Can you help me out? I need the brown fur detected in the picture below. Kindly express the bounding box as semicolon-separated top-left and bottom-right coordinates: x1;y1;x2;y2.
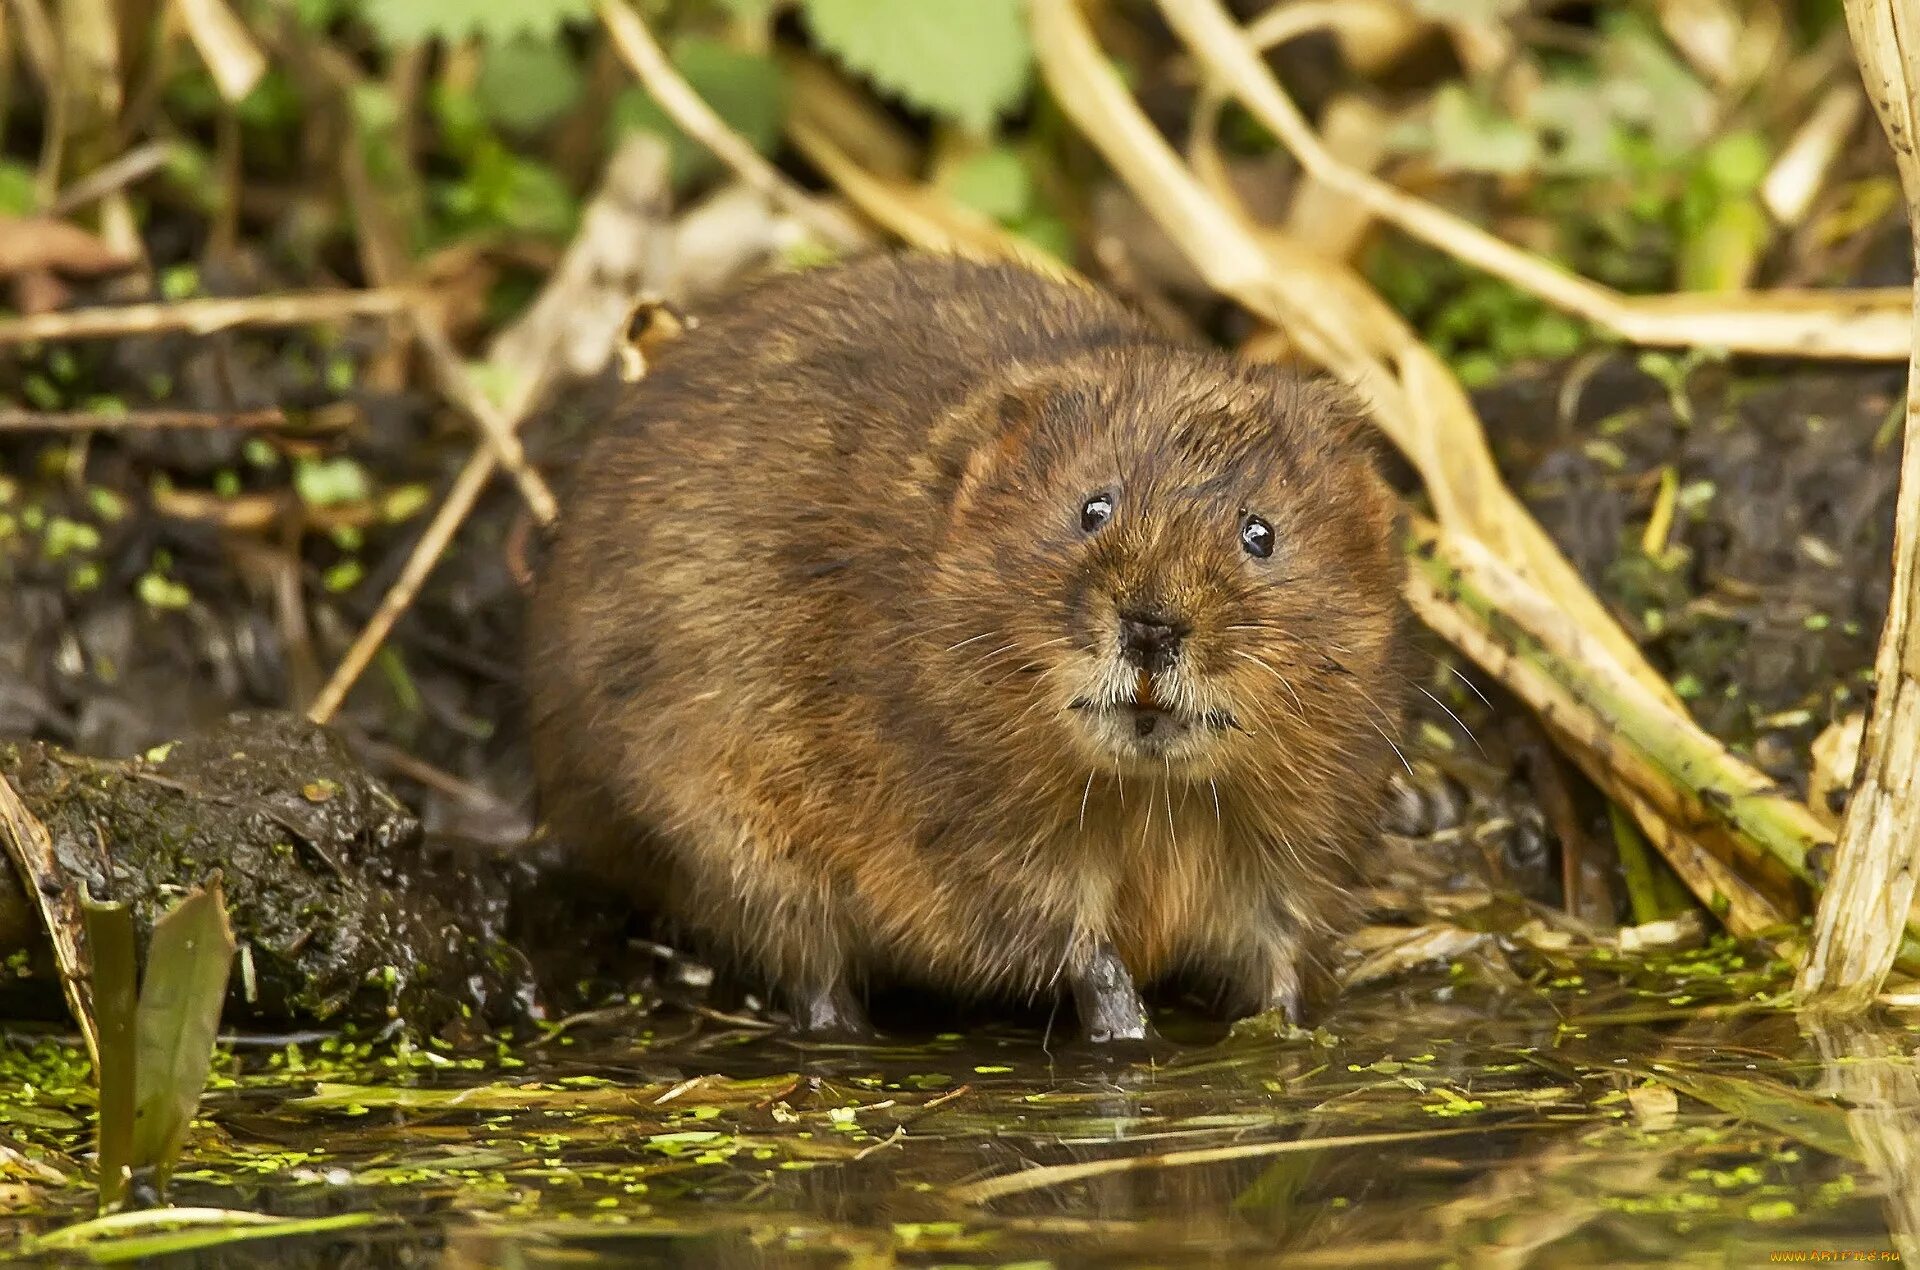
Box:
527;253;1405;1028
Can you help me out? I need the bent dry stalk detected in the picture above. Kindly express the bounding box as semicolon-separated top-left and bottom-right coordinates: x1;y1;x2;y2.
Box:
1799;0;1920;1009
1404;520;1920;974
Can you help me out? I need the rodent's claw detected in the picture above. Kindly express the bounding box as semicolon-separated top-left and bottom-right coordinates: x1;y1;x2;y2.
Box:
1068;940;1154;1044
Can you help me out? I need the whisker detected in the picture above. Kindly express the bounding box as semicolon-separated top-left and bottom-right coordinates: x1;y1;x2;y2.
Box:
1370;720;1416;777
1411;683;1486;756
1163;759;1177;848
1446;662;1495;710
1233;649;1308;718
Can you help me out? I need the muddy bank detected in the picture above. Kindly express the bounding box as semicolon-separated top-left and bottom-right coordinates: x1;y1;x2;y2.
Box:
0;711;634;1037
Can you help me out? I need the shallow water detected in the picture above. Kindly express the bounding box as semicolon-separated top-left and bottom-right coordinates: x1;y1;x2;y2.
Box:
5;938;1918;1268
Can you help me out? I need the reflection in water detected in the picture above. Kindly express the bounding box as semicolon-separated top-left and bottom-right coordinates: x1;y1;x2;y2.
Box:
8;952;1920;1266
1806;1016;1920;1264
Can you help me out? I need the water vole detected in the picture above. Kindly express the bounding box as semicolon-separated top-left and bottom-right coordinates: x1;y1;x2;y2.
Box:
527;253;1405;1040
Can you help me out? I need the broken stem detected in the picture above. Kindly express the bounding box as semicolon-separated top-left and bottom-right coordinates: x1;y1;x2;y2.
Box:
1799;0;1920;1008
0;288;412;345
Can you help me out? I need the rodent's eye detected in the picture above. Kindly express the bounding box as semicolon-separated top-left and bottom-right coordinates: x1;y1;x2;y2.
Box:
1080;492;1115;534
1241;514;1275;559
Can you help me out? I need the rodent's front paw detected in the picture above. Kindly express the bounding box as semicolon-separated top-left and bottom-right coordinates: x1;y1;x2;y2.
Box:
786;980;876;1040
1067;939;1154;1043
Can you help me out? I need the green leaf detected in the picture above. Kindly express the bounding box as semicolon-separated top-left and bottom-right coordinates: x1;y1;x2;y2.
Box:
477;35;585;133
290;0;359;28
940;147;1032;223
129;880;236;1189
1678;196;1769;293
610;39;786;189
449;143;579;237
363;0;593;46
1011;212;1072;262
1702;131;1771;196
81;889;138;1212
804;0;1031;134
294;456;372;508
1595;12;1713;156
0;160;39;216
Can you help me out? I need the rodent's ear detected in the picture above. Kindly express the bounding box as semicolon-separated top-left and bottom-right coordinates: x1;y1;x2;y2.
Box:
940;385;1048;518
1277;373;1375;457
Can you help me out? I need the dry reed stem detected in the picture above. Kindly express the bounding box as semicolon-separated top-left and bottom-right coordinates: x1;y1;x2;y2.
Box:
1404;519;1847;924
1764;84;1867;227
598;0;870;252
1186;3;1397;264
1799;0;1920;1008
951;1126;1482;1204
1156;0;1912;361
1591;771;1794;938
174;0;266;103
780;50;920;180
0;288;411;345
1243;0;1424;72
786;120;1074;281
0;773;100;1067
405;312;559;527
47;140;173;216
0;406;291;432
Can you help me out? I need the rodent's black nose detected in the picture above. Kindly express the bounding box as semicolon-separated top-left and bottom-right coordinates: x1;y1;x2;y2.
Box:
1118;612;1185;673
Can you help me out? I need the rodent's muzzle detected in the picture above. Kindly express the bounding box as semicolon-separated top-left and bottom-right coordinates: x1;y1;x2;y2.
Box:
1116;610;1188;674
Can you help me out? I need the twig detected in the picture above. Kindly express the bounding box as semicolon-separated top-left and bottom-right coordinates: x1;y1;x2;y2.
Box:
406;312;558;527
0;772;99;1066
47;140;174;216
173;0;266;103
0;288;412;345
1154;0;1912;361
1800;0;1920;1009
486;133;675;406
0;406;291;432
596;0;870;252
1762;84;1866;228
787;120;1073;281
949;1126;1482;1204
308;138;681;722
307;450;495;725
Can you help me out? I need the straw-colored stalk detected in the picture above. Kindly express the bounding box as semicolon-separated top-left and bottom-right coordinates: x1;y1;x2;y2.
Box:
1799;0;1920;1009
785;120;1074;281
1153;0;1912;361
1401;520;1914;950
597;0;869;252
